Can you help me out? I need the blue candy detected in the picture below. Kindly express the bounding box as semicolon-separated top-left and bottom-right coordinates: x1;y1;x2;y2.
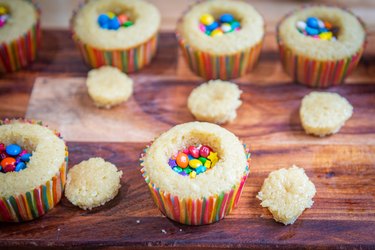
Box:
196;166;207;174
305;26;319;36
319;28;328;33
21;153;31;162
220;13;234;23
206;21;219;31
6;144;21;156
306;17;319;29
15;162;26;172
187;154;194;160
108;18;120;30
98;14;110;26
230;21;241;30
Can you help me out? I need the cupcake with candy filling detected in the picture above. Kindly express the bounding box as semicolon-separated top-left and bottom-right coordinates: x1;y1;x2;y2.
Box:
0;119;68;222
277;5;366;87
176;0;264;80
140;122;251;225
72;0;161;73
0;0;41;73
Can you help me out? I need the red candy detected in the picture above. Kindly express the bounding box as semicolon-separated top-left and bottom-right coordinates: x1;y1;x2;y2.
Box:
0;143;5;152
1;157;15;168
19;150;28;156
199;145;211;158
176;152;189;168
3;164;15;172
188;146;200;158
182;148;189;154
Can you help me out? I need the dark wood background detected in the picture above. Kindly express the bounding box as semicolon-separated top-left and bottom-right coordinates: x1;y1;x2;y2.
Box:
0;24;374;250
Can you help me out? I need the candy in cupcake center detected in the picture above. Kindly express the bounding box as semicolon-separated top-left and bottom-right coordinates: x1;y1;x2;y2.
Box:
0;5;10;29
0;143;32;173
199;13;241;37
97;10;134;30
169;145;218;178
296;16;338;41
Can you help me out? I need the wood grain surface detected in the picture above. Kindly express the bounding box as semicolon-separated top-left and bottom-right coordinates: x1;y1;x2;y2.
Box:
0;26;375;249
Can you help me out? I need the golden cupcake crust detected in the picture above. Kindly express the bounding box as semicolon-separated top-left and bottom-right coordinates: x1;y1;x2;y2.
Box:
142;122;247;200
73;0;160;50
188;80;242;124
278;6;365;61
65;157;123;210
177;0;264;55
0;121;66;197
257;165;316;225
0;0;38;44
300;91;353;137
86;66;134;109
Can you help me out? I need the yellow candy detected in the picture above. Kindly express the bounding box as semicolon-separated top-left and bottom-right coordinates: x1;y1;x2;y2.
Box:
204;160;211;169
200;14;214;26
189;159;203;169
211;29;223;37
207;152;218;167
107;12;116;19
190;171;197;178
319;32;333;40
0;6;7;15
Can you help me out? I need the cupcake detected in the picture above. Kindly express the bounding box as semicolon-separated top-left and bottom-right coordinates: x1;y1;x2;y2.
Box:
0;119;68;222
140;122;251;225
277;5;366;87
71;0;160;73
176;0;264;80
0;0;41;73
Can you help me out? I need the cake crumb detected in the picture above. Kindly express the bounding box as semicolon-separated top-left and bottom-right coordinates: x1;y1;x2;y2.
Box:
161;229;167;234
136;220;141;224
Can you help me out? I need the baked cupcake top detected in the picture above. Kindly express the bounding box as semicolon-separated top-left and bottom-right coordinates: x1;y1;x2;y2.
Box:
0;0;38;44
177;0;264;55
278;6;366;61
0;121;66;197
142;122;248;200
73;0;161;50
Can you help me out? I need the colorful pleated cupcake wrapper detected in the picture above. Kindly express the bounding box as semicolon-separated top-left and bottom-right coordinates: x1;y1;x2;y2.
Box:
0;118;68;222
276;5;367;88
176;32;263;80
0;1;41;74
140;143;251;225
70;5;159;73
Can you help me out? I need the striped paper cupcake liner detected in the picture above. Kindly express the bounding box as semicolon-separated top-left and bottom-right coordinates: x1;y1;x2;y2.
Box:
0;2;41;74
276;6;367;88
71;5;159;73
177;32;263;80
140;143;251;225
0;119;68;223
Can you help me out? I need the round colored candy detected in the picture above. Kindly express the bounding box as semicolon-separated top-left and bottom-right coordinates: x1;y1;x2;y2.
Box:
296;21;306;31
189;171;196;178
324;21;332;29
306;17;319;29
188;146;200;158
3;163;15;172
221;23;232;33
168;159;177;167
196;166;207;174
211;29;223;37
198;157;207;165
173;166;182;173
0;143;5;152
117;14;128;25
305;26;319;36
21;153;31;162
0;6;7;15
189;159;203;169
220;13;234;23
6;144;21;156
183;167;192;175
106;12;116;19
204;159;211;169
182;148;189;154
0;153;6;160
108;18;120;30
206;21;219;32
176;152;189;168
15;162;26;172
1;157;15;168
123;21;134;27
319;32;333;40
200;14;214;26
98;14;110;26
230;21;240;30
199;145;211;158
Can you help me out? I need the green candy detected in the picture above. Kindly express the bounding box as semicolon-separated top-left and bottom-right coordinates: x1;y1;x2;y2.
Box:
123;21;133;27
183;167;192;174
173;166;182;173
198;157;207;165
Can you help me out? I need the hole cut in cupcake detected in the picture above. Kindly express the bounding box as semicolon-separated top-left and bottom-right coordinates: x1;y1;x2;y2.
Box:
0;142;33;173
0;4;10;28
296;16;339;41
96;5;137;30
199;12;241;37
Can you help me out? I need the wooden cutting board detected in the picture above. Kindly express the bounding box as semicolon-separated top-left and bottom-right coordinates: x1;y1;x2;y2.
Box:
0;28;374;249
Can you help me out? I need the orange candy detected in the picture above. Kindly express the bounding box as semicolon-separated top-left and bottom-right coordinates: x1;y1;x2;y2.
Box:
176;152;189;169
117;14;128;25
324;21;332;29
1;157;16;168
